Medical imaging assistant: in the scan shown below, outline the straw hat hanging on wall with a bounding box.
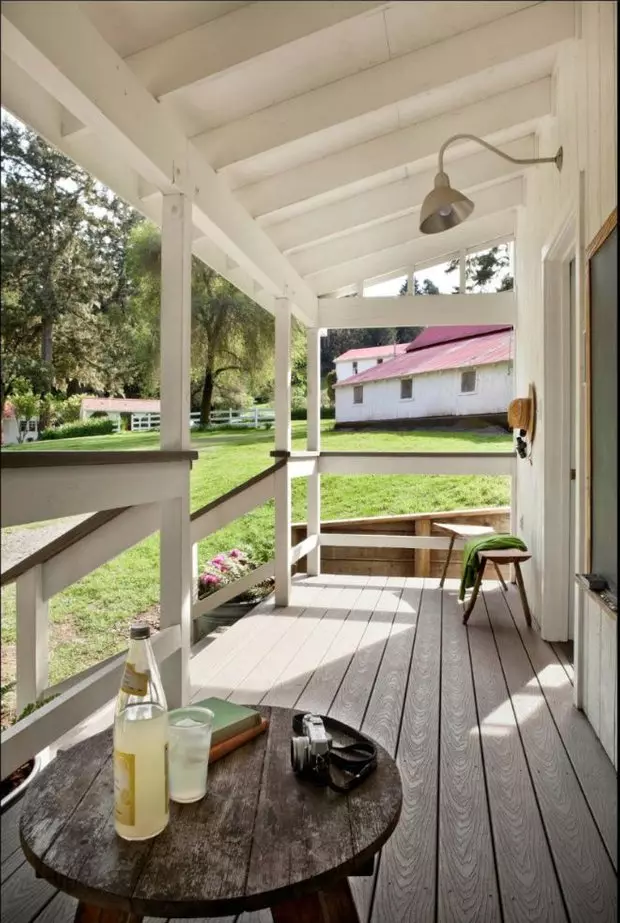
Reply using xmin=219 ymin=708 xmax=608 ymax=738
xmin=508 ymin=383 xmax=537 ymax=454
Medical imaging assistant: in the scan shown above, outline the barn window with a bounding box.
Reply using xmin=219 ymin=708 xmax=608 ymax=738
xmin=352 ymin=361 xmax=358 ymax=374
xmin=461 ymin=369 xmax=477 ymax=393
xmin=353 ymin=385 xmax=364 ymax=404
xmin=400 ymin=378 xmax=413 ymax=399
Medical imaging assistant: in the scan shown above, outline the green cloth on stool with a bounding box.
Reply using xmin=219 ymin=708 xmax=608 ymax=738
xmin=459 ymin=533 xmax=527 ymax=600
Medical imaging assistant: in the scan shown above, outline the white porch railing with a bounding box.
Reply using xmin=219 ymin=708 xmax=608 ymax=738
xmin=0 ymin=450 xmax=196 ymax=779
xmin=0 ymin=447 xmax=515 ymax=781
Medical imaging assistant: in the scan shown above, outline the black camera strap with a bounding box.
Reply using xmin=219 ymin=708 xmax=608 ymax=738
xmin=292 ymin=712 xmax=378 ymax=793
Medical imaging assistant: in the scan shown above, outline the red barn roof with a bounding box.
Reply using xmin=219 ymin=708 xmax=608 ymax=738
xmin=81 ymin=398 xmax=161 ymax=414
xmin=405 ymin=325 xmax=512 ymax=352
xmin=335 ymin=343 xmax=409 ymax=362
xmin=336 ymin=328 xmax=513 ymax=387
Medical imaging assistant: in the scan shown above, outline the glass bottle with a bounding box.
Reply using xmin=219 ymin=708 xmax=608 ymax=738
xmin=113 ymin=622 xmax=169 ymax=840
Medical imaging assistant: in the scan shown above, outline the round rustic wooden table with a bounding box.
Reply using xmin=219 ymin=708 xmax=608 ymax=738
xmin=19 ymin=706 xmax=402 ymax=922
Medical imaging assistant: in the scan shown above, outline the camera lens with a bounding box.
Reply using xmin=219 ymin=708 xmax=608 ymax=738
xmin=290 ymin=735 xmax=310 ymax=773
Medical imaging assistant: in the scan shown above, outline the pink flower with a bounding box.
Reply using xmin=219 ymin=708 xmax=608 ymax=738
xmin=211 ymin=555 xmax=226 ymax=566
xmin=228 ymin=549 xmax=243 ymax=559
xmin=200 ymin=573 xmax=221 ymax=586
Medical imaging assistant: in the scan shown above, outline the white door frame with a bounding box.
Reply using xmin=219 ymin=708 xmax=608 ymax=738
xmin=540 ymin=202 xmax=578 ymax=641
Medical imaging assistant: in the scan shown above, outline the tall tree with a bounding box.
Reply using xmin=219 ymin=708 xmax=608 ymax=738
xmin=445 ymin=243 xmax=514 ymax=292
xmin=126 ymin=221 xmax=275 ymax=424
xmin=1 ymin=114 xmax=138 ymax=417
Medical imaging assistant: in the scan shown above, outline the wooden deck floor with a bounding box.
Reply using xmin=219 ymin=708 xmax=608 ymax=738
xmin=2 ymin=576 xmax=617 ymax=923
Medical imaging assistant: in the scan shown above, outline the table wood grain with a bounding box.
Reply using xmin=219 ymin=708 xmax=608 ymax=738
xmin=19 ymin=706 xmax=401 ymax=921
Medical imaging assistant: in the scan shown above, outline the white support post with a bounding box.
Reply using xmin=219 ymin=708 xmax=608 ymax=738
xmin=274 ymin=298 xmax=293 ymax=606
xmin=459 ymin=249 xmax=467 ymax=293
xmin=307 ymin=327 xmax=322 ymax=576
xmin=159 ymin=193 xmax=192 ymax=708
xmin=15 ymin=566 xmax=49 ymax=715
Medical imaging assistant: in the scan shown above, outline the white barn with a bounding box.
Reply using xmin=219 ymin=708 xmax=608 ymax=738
xmin=335 ymin=326 xmax=513 ymax=426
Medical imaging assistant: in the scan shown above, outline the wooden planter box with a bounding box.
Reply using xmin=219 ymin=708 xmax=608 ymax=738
xmin=291 ymin=507 xmax=511 ymax=579
xmin=193 ymin=599 xmax=258 ymax=645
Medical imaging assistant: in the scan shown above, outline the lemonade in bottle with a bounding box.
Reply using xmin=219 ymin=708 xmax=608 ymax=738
xmin=114 ymin=622 xmax=169 ymax=840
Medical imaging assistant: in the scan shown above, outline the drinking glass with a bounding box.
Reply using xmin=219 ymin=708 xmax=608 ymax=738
xmin=168 ymin=706 xmax=214 ymax=803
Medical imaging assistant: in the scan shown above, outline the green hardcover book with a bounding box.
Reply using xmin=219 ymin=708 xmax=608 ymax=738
xmin=194 ymin=697 xmax=261 ymax=746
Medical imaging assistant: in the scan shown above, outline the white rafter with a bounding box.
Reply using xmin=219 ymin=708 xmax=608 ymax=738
xmin=193 ymin=2 xmax=573 ymax=170
xmin=123 ymin=1 xmax=388 ymax=100
xmin=267 ymin=136 xmax=534 ymax=252
xmin=1 ymin=1 xmax=318 ymax=325
xmin=236 ymin=79 xmax=551 ymax=219
xmin=317 ymin=292 xmax=517 ymax=330
xmin=308 ymin=210 xmax=517 ymax=295
xmin=0 ymin=53 xmax=278 ymax=320
xmin=293 ymin=179 xmax=523 ymax=277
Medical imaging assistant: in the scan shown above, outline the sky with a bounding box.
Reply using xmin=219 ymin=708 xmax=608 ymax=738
xmin=364 ymin=241 xmax=514 ymax=296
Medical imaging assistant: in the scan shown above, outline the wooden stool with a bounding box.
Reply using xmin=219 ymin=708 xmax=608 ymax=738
xmin=462 ymin=549 xmax=532 ymax=626
xmin=434 ymin=522 xmax=508 ymax=591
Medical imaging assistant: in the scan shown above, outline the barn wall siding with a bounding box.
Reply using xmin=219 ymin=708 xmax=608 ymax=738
xmin=335 ymin=362 xmax=512 ymax=423
xmin=515 ymin=2 xmax=616 ymax=763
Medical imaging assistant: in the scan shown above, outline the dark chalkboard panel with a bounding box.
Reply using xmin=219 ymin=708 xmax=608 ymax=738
xmin=588 ymin=213 xmax=617 ymax=595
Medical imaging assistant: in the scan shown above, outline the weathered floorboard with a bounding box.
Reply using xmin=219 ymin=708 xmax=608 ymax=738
xmin=349 ymin=577 xmax=422 ymax=922
xmin=507 ymin=589 xmax=617 ymax=868
xmin=261 ymin=579 xmax=370 ymax=708
xmin=487 ymin=587 xmax=617 ymax=922
xmin=371 ymin=582 xmax=442 ymax=923
xmin=295 ymin=579 xmax=387 ymax=715
xmin=467 ymin=587 xmax=568 ymax=923
xmin=438 ymin=587 xmax=501 ymax=922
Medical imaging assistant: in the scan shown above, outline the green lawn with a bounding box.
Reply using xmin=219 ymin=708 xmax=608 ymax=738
xmin=1 ymin=424 xmax=511 ymax=724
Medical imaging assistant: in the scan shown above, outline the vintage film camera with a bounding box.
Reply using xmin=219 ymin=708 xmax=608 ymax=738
xmin=290 ymin=713 xmax=332 ymax=779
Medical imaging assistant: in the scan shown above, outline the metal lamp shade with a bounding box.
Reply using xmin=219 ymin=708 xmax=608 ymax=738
xmin=419 ymin=172 xmax=475 ymax=234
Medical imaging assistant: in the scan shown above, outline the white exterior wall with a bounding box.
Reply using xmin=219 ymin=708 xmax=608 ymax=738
xmin=335 ymin=362 xmax=512 ymax=423
xmin=515 ymin=3 xmax=616 ymax=763
xmin=1 ymin=416 xmax=39 ymax=445
xmin=336 ymin=356 xmax=395 ymax=381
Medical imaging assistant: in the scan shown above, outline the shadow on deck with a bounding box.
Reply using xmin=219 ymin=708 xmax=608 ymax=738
xmin=2 ymin=576 xmax=617 ymax=923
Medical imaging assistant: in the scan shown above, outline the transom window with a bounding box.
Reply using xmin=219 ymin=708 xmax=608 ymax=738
xmin=461 ymin=370 xmax=477 ymax=393
xmin=353 ymin=385 xmax=364 ymax=404
xmin=400 ymin=378 xmax=413 ymax=400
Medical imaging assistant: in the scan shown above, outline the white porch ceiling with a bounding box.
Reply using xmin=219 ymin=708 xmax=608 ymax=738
xmin=1 ymin=1 xmax=576 ymax=318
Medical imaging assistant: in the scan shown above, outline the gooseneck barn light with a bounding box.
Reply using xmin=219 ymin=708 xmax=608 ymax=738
xmin=419 ymin=134 xmax=563 ymax=234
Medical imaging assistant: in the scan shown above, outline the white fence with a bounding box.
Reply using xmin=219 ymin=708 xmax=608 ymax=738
xmin=130 ymin=408 xmax=275 ymax=432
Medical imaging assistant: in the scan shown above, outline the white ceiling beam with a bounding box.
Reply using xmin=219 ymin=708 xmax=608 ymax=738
xmin=195 ymin=2 xmax=574 ymax=170
xmin=309 ymin=210 xmax=516 ymax=295
xmin=317 ymin=292 xmax=516 ymax=329
xmin=0 ymin=54 xmax=277 ymax=320
xmin=124 ymin=2 xmax=388 ymax=100
xmin=268 ymin=136 xmax=534 ymax=252
xmin=237 ymin=79 xmax=551 ymax=218
xmin=293 ymin=179 xmax=523 ymax=277
xmin=0 ymin=1 xmax=317 ymax=325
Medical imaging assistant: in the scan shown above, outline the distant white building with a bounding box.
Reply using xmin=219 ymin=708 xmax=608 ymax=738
xmin=334 ymin=326 xmax=514 ymax=427
xmin=1 ymin=402 xmax=39 ymax=445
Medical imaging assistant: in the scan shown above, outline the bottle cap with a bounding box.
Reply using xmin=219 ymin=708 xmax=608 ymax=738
xmin=130 ymin=622 xmax=150 ymax=640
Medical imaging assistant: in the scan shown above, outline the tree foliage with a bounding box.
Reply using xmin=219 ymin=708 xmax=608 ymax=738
xmin=125 ymin=222 xmax=275 ymax=424
xmin=445 ymin=244 xmax=514 ymax=292
xmin=0 ymin=114 xmax=139 ymax=416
